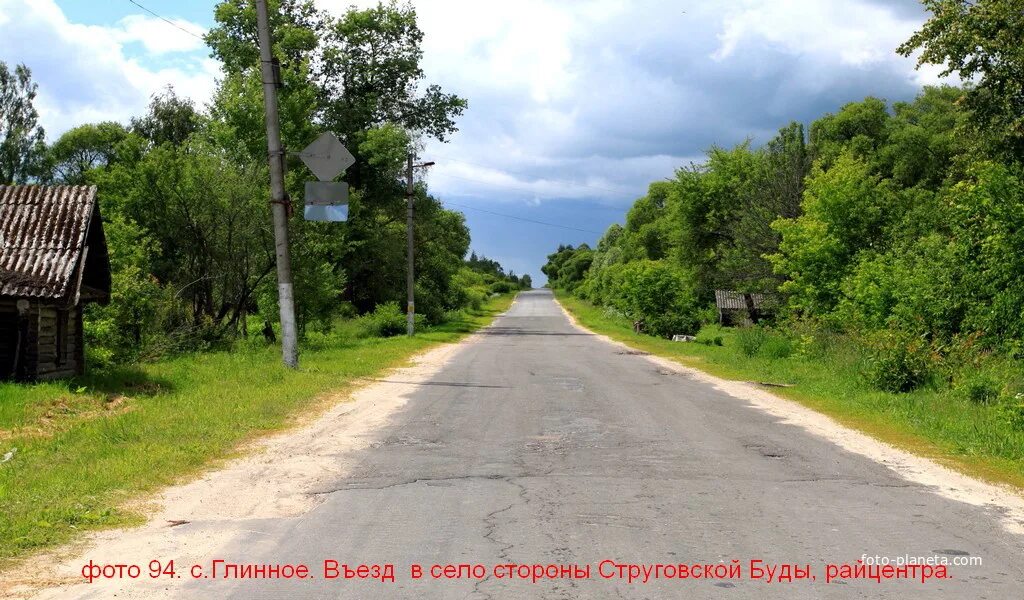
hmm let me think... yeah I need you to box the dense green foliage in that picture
[0,1,531,367]
[0,62,45,184]
[546,4,1024,406]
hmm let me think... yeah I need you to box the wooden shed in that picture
[0,185,111,381]
[714,290,776,326]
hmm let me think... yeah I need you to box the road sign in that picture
[304,204,348,222]
[304,181,348,206]
[299,132,355,181]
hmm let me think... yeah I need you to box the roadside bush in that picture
[360,302,407,337]
[612,260,700,338]
[956,373,1002,405]
[735,326,768,357]
[787,318,841,359]
[760,332,795,359]
[732,326,793,359]
[489,281,515,294]
[997,394,1024,430]
[860,330,934,393]
[466,288,486,310]
[696,305,720,327]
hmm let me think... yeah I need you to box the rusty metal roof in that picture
[715,290,776,311]
[0,185,100,300]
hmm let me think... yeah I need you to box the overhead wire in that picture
[440,200,605,236]
[428,154,626,197]
[126,0,207,40]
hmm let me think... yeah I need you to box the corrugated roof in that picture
[0,185,98,300]
[715,289,776,310]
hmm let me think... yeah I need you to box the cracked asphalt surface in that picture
[188,290,1024,599]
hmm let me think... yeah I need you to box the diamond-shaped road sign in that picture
[299,132,355,181]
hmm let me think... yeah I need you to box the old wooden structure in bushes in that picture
[714,290,776,326]
[0,185,111,380]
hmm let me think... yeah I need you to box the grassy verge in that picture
[0,294,514,564]
[556,291,1024,491]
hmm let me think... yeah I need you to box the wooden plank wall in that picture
[1,298,83,380]
[35,305,80,380]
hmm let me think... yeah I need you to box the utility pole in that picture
[405,154,435,336]
[406,154,415,337]
[255,0,298,368]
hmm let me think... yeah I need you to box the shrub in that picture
[360,302,407,338]
[998,394,1024,430]
[860,330,934,393]
[489,281,515,294]
[466,288,486,310]
[960,375,1001,404]
[787,318,840,359]
[613,260,700,338]
[735,326,768,357]
[760,333,795,359]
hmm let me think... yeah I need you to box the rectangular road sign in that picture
[305,181,349,206]
[303,204,348,222]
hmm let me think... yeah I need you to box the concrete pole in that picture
[406,153,416,336]
[255,0,299,368]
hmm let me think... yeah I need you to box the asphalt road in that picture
[187,290,1024,599]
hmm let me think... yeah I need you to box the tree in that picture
[318,1,467,145]
[47,122,130,184]
[205,1,470,319]
[769,152,897,315]
[0,62,45,183]
[899,0,1024,161]
[131,88,203,146]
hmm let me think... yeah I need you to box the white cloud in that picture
[712,0,920,67]
[1,0,949,208]
[0,0,217,138]
[113,14,207,55]
[319,1,948,209]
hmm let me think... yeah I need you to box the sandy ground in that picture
[0,333,484,600]
[555,300,1024,537]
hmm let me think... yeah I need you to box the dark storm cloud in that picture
[413,0,944,281]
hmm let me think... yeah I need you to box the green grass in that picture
[556,292,1024,490]
[0,294,514,565]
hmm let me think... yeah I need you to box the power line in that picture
[438,173,625,213]
[432,156,627,197]
[441,200,607,235]
[126,0,207,40]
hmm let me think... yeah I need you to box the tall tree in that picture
[47,122,129,184]
[899,0,1024,161]
[131,89,203,146]
[0,62,45,183]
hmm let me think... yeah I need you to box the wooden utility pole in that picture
[255,0,298,368]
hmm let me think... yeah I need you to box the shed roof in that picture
[714,290,776,311]
[0,185,108,302]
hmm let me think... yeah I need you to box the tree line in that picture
[544,0,1024,395]
[0,0,529,365]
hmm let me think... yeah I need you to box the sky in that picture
[0,0,946,284]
